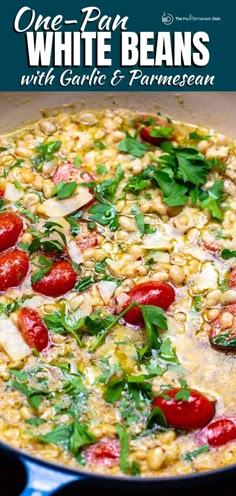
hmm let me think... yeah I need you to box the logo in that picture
[162,13,174,25]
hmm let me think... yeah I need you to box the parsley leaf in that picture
[160,338,179,364]
[69,421,96,454]
[193,295,202,312]
[153,171,188,207]
[174,388,190,402]
[183,445,210,462]
[96,164,108,175]
[99,164,124,202]
[146,406,168,429]
[139,305,167,356]
[31,257,53,284]
[221,249,236,259]
[74,276,95,292]
[52,181,77,199]
[88,203,118,230]
[74,157,82,168]
[116,424,130,474]
[200,180,224,220]
[32,141,61,171]
[118,134,149,158]
[210,332,236,349]
[189,131,210,141]
[150,126,173,138]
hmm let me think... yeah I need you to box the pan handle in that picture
[19,457,84,496]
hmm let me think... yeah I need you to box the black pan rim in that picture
[1,439,236,488]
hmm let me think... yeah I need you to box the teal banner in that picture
[0,0,234,90]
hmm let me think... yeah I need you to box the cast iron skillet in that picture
[1,438,236,495]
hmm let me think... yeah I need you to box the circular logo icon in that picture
[161,13,174,25]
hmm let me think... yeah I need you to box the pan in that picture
[0,91,236,496]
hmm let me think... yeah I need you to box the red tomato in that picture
[32,260,77,297]
[153,388,215,430]
[209,303,236,350]
[53,160,93,185]
[0,250,29,292]
[84,440,120,467]
[76,222,98,253]
[134,114,174,145]
[123,281,175,326]
[0,212,23,252]
[199,417,236,447]
[0,188,5,199]
[18,308,49,352]
[229,267,236,289]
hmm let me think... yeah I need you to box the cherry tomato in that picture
[18,308,49,352]
[84,439,120,467]
[32,260,77,297]
[134,115,174,145]
[153,388,215,430]
[0,250,29,292]
[76,222,98,252]
[199,417,236,447]
[0,212,23,252]
[0,188,5,199]
[123,281,175,326]
[228,267,236,289]
[209,303,236,350]
[53,160,93,185]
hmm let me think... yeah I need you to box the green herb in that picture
[160,338,179,365]
[10,369,27,381]
[116,424,130,474]
[99,164,124,202]
[87,221,96,229]
[74,157,82,168]
[69,421,96,454]
[94,258,107,274]
[25,418,46,427]
[96,164,108,175]
[31,256,53,284]
[125,176,149,193]
[146,406,168,429]
[118,133,149,158]
[35,424,71,444]
[89,301,137,352]
[174,388,190,402]
[104,376,125,403]
[221,248,236,259]
[193,295,202,312]
[52,181,77,199]
[150,126,173,138]
[219,279,228,292]
[183,444,210,462]
[189,131,211,141]
[130,461,141,476]
[66,212,83,237]
[152,145,225,217]
[88,203,118,230]
[32,141,61,171]
[210,331,236,348]
[145,258,155,266]
[200,180,224,220]
[75,276,95,292]
[33,421,96,456]
[14,203,39,223]
[94,140,106,150]
[44,308,84,347]
[138,305,167,358]
[13,179,22,190]
[9,380,50,410]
